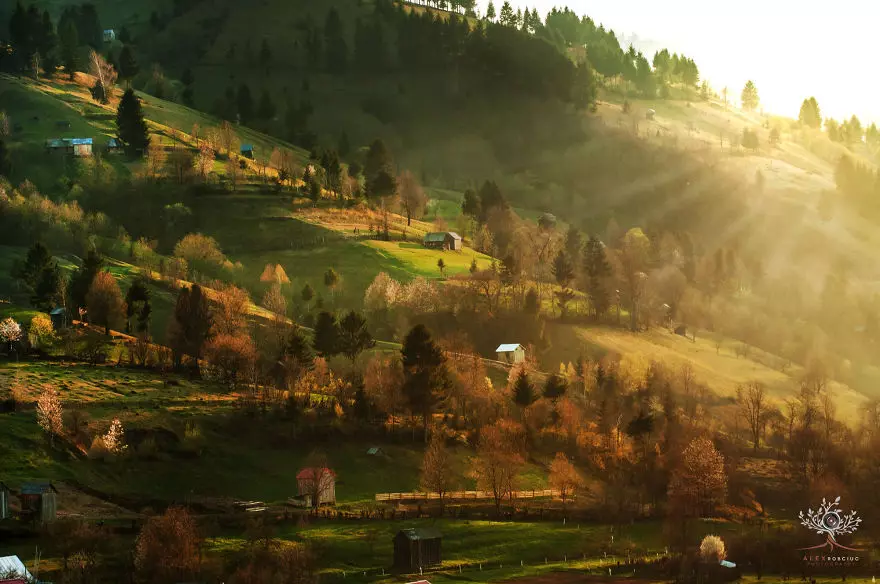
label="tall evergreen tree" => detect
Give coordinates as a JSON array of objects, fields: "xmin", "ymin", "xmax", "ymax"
[
  {"xmin": 0, "ymin": 140, "xmax": 11, "ymax": 178},
  {"xmin": 741, "ymin": 80, "xmax": 759, "ymax": 112},
  {"xmin": 118, "ymin": 45, "xmax": 139, "ymax": 82},
  {"xmin": 513, "ymin": 369, "xmax": 535, "ymax": 408},
  {"xmin": 798, "ymin": 97, "xmax": 822, "ymax": 129},
  {"xmin": 337, "ymin": 310, "xmax": 374, "ymax": 361},
  {"xmin": 125, "ymin": 278, "xmax": 152, "ymax": 334},
  {"xmin": 312, "ymin": 311, "xmax": 340, "ymax": 357},
  {"xmin": 324, "ymin": 8, "xmax": 348, "ymax": 73},
  {"xmin": 58, "ymin": 16, "xmax": 79, "ymax": 79},
  {"xmin": 401, "ymin": 324, "xmax": 447, "ymax": 442},
  {"xmin": 236, "ymin": 83, "xmax": 254, "ymax": 124},
  {"xmin": 13, "ymin": 242, "xmax": 61, "ymax": 310},
  {"xmin": 485, "ymin": 0, "xmax": 496, "ymax": 22},
  {"xmin": 116, "ymin": 88, "xmax": 150, "ymax": 155},
  {"xmin": 583, "ymin": 235, "xmax": 611, "ymax": 318},
  {"xmin": 68, "ymin": 250, "xmax": 103, "ymax": 313},
  {"xmin": 257, "ymin": 89, "xmax": 276, "ymax": 121}
]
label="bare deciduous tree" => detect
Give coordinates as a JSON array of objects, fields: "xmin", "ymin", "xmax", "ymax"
[
  {"xmin": 549, "ymin": 451, "xmax": 583, "ymax": 506},
  {"xmin": 397, "ymin": 170, "xmax": 427, "ymax": 226},
  {"xmin": 420, "ymin": 432, "xmax": 454, "ymax": 514},
  {"xmin": 736, "ymin": 380, "xmax": 766, "ymax": 450},
  {"xmin": 89, "ymin": 49, "xmax": 117, "ymax": 102},
  {"xmin": 135, "ymin": 506, "xmax": 201, "ymax": 583}
]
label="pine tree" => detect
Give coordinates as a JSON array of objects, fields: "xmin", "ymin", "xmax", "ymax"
[
  {"xmin": 583, "ymin": 235, "xmax": 611, "ymax": 318},
  {"xmin": 798, "ymin": 97, "xmax": 821, "ymax": 129},
  {"xmin": 0, "ymin": 140, "xmax": 11, "ymax": 178},
  {"xmin": 68, "ymin": 250, "xmax": 103, "ymax": 312},
  {"xmin": 257, "ymin": 89, "xmax": 276, "ymax": 121},
  {"xmin": 168, "ymin": 284, "xmax": 212, "ymax": 363},
  {"xmin": 485, "ymin": 0, "xmax": 496, "ymax": 22},
  {"xmin": 324, "ymin": 8, "xmax": 348, "ymax": 73},
  {"xmin": 543, "ymin": 374, "xmax": 568, "ymax": 400},
  {"xmin": 513, "ymin": 369, "xmax": 535, "ymax": 408},
  {"xmin": 313, "ymin": 311, "xmax": 340, "ymax": 357},
  {"xmin": 741, "ymin": 80, "xmax": 759, "ymax": 112},
  {"xmin": 401, "ymin": 324, "xmax": 447, "ymax": 442},
  {"xmin": 337, "ymin": 310, "xmax": 374, "ymax": 361},
  {"xmin": 118, "ymin": 45, "xmax": 139, "ymax": 82},
  {"xmin": 116, "ymin": 88, "xmax": 150, "ymax": 155},
  {"xmin": 125, "ymin": 278, "xmax": 152, "ymax": 334},
  {"xmin": 499, "ymin": 1, "xmax": 515, "ymax": 26},
  {"xmin": 58, "ymin": 17, "xmax": 79, "ymax": 79},
  {"xmin": 236, "ymin": 83, "xmax": 254, "ymax": 124}
]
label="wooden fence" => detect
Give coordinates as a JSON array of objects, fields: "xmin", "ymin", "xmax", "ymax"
[{"xmin": 375, "ymin": 489, "xmax": 559, "ymax": 502}]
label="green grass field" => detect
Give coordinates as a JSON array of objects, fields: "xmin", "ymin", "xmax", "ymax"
[{"xmin": 544, "ymin": 322, "xmax": 868, "ymax": 424}]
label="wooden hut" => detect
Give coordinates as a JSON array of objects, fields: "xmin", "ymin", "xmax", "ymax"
[
  {"xmin": 296, "ymin": 467, "xmax": 336, "ymax": 506},
  {"xmin": 495, "ymin": 343, "xmax": 525, "ymax": 364},
  {"xmin": 422, "ymin": 232, "xmax": 462, "ymax": 251},
  {"xmin": 19, "ymin": 481, "xmax": 57, "ymax": 523},
  {"xmin": 394, "ymin": 528, "xmax": 442, "ymax": 571}
]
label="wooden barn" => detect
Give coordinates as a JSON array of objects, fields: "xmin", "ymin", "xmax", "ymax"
[
  {"xmin": 19, "ymin": 481, "xmax": 57, "ymax": 523},
  {"xmin": 422, "ymin": 232, "xmax": 462, "ymax": 251},
  {"xmin": 296, "ymin": 467, "xmax": 336, "ymax": 506},
  {"xmin": 393, "ymin": 528, "xmax": 442, "ymax": 571},
  {"xmin": 240, "ymin": 144, "xmax": 255, "ymax": 159},
  {"xmin": 496, "ymin": 343, "xmax": 525, "ymax": 364}
]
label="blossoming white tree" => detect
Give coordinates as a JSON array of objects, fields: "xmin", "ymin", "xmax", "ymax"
[
  {"xmin": 36, "ymin": 385, "xmax": 64, "ymax": 446},
  {"xmin": 103, "ymin": 418, "xmax": 127, "ymax": 454},
  {"xmin": 0, "ymin": 317, "xmax": 22, "ymax": 350}
]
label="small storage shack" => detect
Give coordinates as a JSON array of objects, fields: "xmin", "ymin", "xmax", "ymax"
[
  {"xmin": 393, "ymin": 528, "xmax": 442, "ymax": 571},
  {"xmin": 296, "ymin": 467, "xmax": 336, "ymax": 506},
  {"xmin": 422, "ymin": 232, "xmax": 462, "ymax": 251},
  {"xmin": 19, "ymin": 481, "xmax": 58, "ymax": 523},
  {"xmin": 49, "ymin": 307, "xmax": 67, "ymax": 330},
  {"xmin": 495, "ymin": 343, "xmax": 525, "ymax": 364},
  {"xmin": 240, "ymin": 144, "xmax": 254, "ymax": 159}
]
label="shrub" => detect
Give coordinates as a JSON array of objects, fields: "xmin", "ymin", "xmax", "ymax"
[
  {"xmin": 88, "ymin": 436, "xmax": 110, "ymax": 460},
  {"xmin": 28, "ymin": 314, "xmax": 56, "ymax": 351}
]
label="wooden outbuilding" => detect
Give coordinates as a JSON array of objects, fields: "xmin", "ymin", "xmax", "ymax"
[
  {"xmin": 495, "ymin": 343, "xmax": 525, "ymax": 364},
  {"xmin": 49, "ymin": 307, "xmax": 68, "ymax": 331},
  {"xmin": 393, "ymin": 528, "xmax": 442, "ymax": 571},
  {"xmin": 296, "ymin": 467, "xmax": 336, "ymax": 506},
  {"xmin": 422, "ymin": 232, "xmax": 462, "ymax": 251},
  {"xmin": 19, "ymin": 481, "xmax": 58, "ymax": 523},
  {"xmin": 240, "ymin": 144, "xmax": 255, "ymax": 159}
]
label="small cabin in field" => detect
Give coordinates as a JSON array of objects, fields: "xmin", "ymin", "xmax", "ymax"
[
  {"xmin": 296, "ymin": 467, "xmax": 336, "ymax": 506},
  {"xmin": 393, "ymin": 528, "xmax": 442, "ymax": 571},
  {"xmin": 496, "ymin": 343, "xmax": 525, "ymax": 364},
  {"xmin": 46, "ymin": 138, "xmax": 92, "ymax": 157},
  {"xmin": 646, "ymin": 108, "xmax": 656, "ymax": 120},
  {"xmin": 240, "ymin": 144, "xmax": 254, "ymax": 159},
  {"xmin": 422, "ymin": 232, "xmax": 462, "ymax": 251},
  {"xmin": 19, "ymin": 481, "xmax": 58, "ymax": 523},
  {"xmin": 103, "ymin": 29, "xmax": 116, "ymax": 42}
]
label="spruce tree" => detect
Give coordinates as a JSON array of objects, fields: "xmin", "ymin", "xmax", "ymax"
[
  {"xmin": 401, "ymin": 324, "xmax": 447, "ymax": 442},
  {"xmin": 116, "ymin": 88, "xmax": 150, "ymax": 155},
  {"xmin": 236, "ymin": 83, "xmax": 254, "ymax": 124},
  {"xmin": 513, "ymin": 369, "xmax": 535, "ymax": 408},
  {"xmin": 312, "ymin": 311, "xmax": 340, "ymax": 357},
  {"xmin": 118, "ymin": 45, "xmax": 139, "ymax": 82},
  {"xmin": 0, "ymin": 140, "xmax": 11, "ymax": 178}
]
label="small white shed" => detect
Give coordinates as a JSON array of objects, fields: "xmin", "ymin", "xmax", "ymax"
[{"xmin": 496, "ymin": 343, "xmax": 525, "ymax": 364}]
